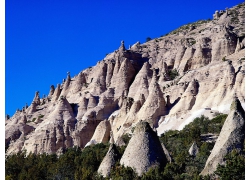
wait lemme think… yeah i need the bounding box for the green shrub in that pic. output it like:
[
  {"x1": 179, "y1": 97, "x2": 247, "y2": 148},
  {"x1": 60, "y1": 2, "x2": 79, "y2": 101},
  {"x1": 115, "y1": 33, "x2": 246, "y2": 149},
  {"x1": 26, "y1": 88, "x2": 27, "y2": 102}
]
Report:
[
  {"x1": 121, "y1": 134, "x2": 131, "y2": 146},
  {"x1": 168, "y1": 69, "x2": 179, "y2": 80},
  {"x1": 146, "y1": 37, "x2": 152, "y2": 42},
  {"x1": 215, "y1": 149, "x2": 245, "y2": 179},
  {"x1": 38, "y1": 114, "x2": 44, "y2": 119}
]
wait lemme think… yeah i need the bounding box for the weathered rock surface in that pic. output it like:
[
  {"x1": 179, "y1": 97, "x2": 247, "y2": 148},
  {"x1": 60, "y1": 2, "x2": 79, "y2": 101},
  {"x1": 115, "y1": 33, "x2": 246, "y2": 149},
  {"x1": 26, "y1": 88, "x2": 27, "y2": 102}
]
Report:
[
  {"x1": 88, "y1": 119, "x2": 111, "y2": 145},
  {"x1": 188, "y1": 142, "x2": 199, "y2": 156},
  {"x1": 161, "y1": 143, "x2": 172, "y2": 163},
  {"x1": 200, "y1": 98, "x2": 245, "y2": 176},
  {"x1": 97, "y1": 143, "x2": 119, "y2": 177},
  {"x1": 120, "y1": 121, "x2": 167, "y2": 176},
  {"x1": 5, "y1": 3, "x2": 245, "y2": 155}
]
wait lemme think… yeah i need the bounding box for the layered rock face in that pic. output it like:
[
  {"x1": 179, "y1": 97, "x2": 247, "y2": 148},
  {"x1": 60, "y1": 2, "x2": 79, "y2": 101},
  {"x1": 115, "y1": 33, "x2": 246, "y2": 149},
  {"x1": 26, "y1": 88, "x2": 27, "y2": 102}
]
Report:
[
  {"x1": 120, "y1": 121, "x2": 167, "y2": 176},
  {"x1": 5, "y1": 3, "x2": 245, "y2": 155},
  {"x1": 200, "y1": 98, "x2": 245, "y2": 176}
]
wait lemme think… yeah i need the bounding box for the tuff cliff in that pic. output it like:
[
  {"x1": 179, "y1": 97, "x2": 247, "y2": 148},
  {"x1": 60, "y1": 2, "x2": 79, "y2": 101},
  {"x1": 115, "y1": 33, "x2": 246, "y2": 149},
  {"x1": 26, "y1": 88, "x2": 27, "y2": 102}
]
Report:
[{"x1": 6, "y1": 3, "x2": 245, "y2": 158}]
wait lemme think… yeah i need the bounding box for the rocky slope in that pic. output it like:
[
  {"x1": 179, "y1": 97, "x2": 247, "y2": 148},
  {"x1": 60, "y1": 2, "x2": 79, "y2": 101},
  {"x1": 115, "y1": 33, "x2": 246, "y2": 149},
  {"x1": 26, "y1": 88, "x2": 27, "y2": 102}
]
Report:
[{"x1": 5, "y1": 3, "x2": 245, "y2": 157}]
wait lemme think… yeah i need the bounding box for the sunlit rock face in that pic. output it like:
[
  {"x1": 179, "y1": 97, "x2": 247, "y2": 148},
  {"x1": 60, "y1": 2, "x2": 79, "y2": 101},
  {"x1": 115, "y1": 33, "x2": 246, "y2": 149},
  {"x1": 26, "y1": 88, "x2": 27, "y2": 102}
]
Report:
[
  {"x1": 200, "y1": 98, "x2": 245, "y2": 176},
  {"x1": 5, "y1": 3, "x2": 245, "y2": 156},
  {"x1": 120, "y1": 121, "x2": 167, "y2": 176}
]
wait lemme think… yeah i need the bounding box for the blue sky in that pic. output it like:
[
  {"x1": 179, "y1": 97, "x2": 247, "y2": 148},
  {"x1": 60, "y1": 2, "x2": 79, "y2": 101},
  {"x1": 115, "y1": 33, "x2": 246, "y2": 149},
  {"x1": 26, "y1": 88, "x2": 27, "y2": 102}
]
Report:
[{"x1": 5, "y1": 0, "x2": 244, "y2": 116}]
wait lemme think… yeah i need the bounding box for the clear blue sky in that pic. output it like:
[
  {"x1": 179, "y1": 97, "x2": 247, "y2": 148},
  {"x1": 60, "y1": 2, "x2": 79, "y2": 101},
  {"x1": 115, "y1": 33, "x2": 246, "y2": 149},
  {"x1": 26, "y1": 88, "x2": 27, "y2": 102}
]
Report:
[{"x1": 5, "y1": 0, "x2": 244, "y2": 116}]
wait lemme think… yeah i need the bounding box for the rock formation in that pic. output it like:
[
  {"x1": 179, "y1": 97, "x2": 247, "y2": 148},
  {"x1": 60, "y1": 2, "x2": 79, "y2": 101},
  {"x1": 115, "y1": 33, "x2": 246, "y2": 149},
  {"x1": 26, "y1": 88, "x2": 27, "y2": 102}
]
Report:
[
  {"x1": 5, "y1": 3, "x2": 245, "y2": 158},
  {"x1": 188, "y1": 142, "x2": 199, "y2": 156},
  {"x1": 161, "y1": 143, "x2": 172, "y2": 163},
  {"x1": 120, "y1": 121, "x2": 167, "y2": 176},
  {"x1": 200, "y1": 98, "x2": 245, "y2": 176},
  {"x1": 97, "y1": 143, "x2": 119, "y2": 177},
  {"x1": 52, "y1": 84, "x2": 61, "y2": 101},
  {"x1": 88, "y1": 119, "x2": 111, "y2": 145},
  {"x1": 48, "y1": 85, "x2": 55, "y2": 98},
  {"x1": 32, "y1": 91, "x2": 40, "y2": 105}
]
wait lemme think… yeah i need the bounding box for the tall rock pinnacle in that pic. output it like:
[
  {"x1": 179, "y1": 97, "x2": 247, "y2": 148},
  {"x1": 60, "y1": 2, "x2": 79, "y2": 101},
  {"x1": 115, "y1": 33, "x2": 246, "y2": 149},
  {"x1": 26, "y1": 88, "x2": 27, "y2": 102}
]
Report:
[{"x1": 200, "y1": 98, "x2": 245, "y2": 176}]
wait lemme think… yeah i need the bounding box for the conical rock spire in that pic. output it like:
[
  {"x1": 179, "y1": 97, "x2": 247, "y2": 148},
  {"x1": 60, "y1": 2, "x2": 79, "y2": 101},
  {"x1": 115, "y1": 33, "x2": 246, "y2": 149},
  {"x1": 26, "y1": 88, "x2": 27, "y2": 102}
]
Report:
[
  {"x1": 120, "y1": 121, "x2": 167, "y2": 176},
  {"x1": 200, "y1": 98, "x2": 245, "y2": 176}
]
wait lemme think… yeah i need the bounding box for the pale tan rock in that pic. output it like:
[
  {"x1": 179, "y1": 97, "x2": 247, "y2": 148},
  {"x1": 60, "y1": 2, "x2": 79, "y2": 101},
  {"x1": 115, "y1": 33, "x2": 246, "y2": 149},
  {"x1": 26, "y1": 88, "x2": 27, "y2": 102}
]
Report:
[
  {"x1": 89, "y1": 120, "x2": 111, "y2": 144},
  {"x1": 159, "y1": 61, "x2": 171, "y2": 83},
  {"x1": 120, "y1": 121, "x2": 167, "y2": 176},
  {"x1": 71, "y1": 71, "x2": 86, "y2": 93},
  {"x1": 136, "y1": 70, "x2": 166, "y2": 127},
  {"x1": 28, "y1": 102, "x2": 37, "y2": 114},
  {"x1": 76, "y1": 97, "x2": 88, "y2": 120},
  {"x1": 235, "y1": 38, "x2": 241, "y2": 53},
  {"x1": 106, "y1": 60, "x2": 115, "y2": 87},
  {"x1": 111, "y1": 58, "x2": 136, "y2": 98},
  {"x1": 87, "y1": 94, "x2": 98, "y2": 109},
  {"x1": 128, "y1": 62, "x2": 152, "y2": 101},
  {"x1": 51, "y1": 84, "x2": 61, "y2": 101},
  {"x1": 173, "y1": 46, "x2": 187, "y2": 69},
  {"x1": 200, "y1": 98, "x2": 245, "y2": 176},
  {"x1": 178, "y1": 47, "x2": 195, "y2": 73},
  {"x1": 98, "y1": 144, "x2": 119, "y2": 177},
  {"x1": 61, "y1": 72, "x2": 71, "y2": 96},
  {"x1": 32, "y1": 91, "x2": 40, "y2": 105},
  {"x1": 211, "y1": 26, "x2": 237, "y2": 62},
  {"x1": 48, "y1": 85, "x2": 55, "y2": 98},
  {"x1": 161, "y1": 143, "x2": 172, "y2": 163},
  {"x1": 88, "y1": 62, "x2": 107, "y2": 94},
  {"x1": 188, "y1": 142, "x2": 199, "y2": 156}
]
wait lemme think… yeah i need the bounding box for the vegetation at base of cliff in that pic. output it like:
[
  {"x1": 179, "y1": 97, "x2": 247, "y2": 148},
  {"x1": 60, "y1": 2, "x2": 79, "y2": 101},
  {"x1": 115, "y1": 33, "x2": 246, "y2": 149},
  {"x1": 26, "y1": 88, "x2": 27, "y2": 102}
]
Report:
[
  {"x1": 215, "y1": 148, "x2": 245, "y2": 180},
  {"x1": 5, "y1": 144, "x2": 109, "y2": 180},
  {"x1": 6, "y1": 114, "x2": 243, "y2": 180}
]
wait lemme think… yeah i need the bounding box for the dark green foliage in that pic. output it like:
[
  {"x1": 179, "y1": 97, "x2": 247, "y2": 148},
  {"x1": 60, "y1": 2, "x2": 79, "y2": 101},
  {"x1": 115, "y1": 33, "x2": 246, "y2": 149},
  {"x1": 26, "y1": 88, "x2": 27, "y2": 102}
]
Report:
[
  {"x1": 5, "y1": 144, "x2": 108, "y2": 180},
  {"x1": 109, "y1": 162, "x2": 138, "y2": 180},
  {"x1": 208, "y1": 114, "x2": 227, "y2": 134},
  {"x1": 159, "y1": 114, "x2": 227, "y2": 179},
  {"x1": 168, "y1": 69, "x2": 179, "y2": 80},
  {"x1": 74, "y1": 144, "x2": 109, "y2": 180},
  {"x1": 120, "y1": 133, "x2": 131, "y2": 146},
  {"x1": 182, "y1": 114, "x2": 227, "y2": 135},
  {"x1": 146, "y1": 37, "x2": 152, "y2": 42},
  {"x1": 215, "y1": 149, "x2": 245, "y2": 180},
  {"x1": 38, "y1": 114, "x2": 44, "y2": 119},
  {"x1": 5, "y1": 151, "x2": 58, "y2": 180},
  {"x1": 141, "y1": 166, "x2": 168, "y2": 180}
]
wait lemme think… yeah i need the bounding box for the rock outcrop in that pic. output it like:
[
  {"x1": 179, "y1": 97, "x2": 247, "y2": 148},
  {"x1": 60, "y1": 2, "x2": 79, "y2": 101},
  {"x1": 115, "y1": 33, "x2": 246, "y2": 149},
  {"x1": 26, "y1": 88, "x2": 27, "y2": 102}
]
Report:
[
  {"x1": 161, "y1": 143, "x2": 172, "y2": 163},
  {"x1": 188, "y1": 142, "x2": 199, "y2": 156},
  {"x1": 88, "y1": 119, "x2": 111, "y2": 145},
  {"x1": 200, "y1": 98, "x2": 245, "y2": 176},
  {"x1": 97, "y1": 143, "x2": 119, "y2": 177},
  {"x1": 120, "y1": 121, "x2": 167, "y2": 176}
]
